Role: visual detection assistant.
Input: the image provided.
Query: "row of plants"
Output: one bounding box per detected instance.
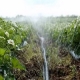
[58,18,80,55]
[43,17,80,56]
[0,17,31,80]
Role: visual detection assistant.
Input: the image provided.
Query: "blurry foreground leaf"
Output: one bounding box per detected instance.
[0,75,4,80]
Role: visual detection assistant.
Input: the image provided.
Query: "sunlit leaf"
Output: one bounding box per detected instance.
[0,48,6,56]
[0,75,4,80]
[0,29,4,36]
[14,35,22,44]
[11,57,26,70]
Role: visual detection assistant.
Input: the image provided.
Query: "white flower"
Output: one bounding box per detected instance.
[10,27,15,31]
[5,31,9,37]
[17,47,21,50]
[0,36,5,39]
[12,22,18,27]
[16,45,21,50]
[16,45,18,47]
[4,70,7,77]
[7,39,15,46]
[20,28,23,30]
[0,27,1,29]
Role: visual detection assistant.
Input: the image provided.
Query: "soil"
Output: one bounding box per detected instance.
[49,47,80,80]
[14,44,80,80]
[49,59,80,80]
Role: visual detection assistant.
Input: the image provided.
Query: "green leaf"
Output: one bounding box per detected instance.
[0,48,6,56]
[0,75,4,80]
[11,57,26,70]
[0,38,6,48]
[14,35,22,44]
[0,29,4,36]
[4,54,10,61]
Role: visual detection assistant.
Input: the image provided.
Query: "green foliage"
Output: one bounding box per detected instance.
[0,75,4,80]
[58,18,80,55]
[40,16,80,56]
[0,48,6,56]
[0,17,30,79]
[11,57,26,70]
[14,35,22,44]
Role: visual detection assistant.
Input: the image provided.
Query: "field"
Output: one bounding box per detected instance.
[0,16,80,80]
